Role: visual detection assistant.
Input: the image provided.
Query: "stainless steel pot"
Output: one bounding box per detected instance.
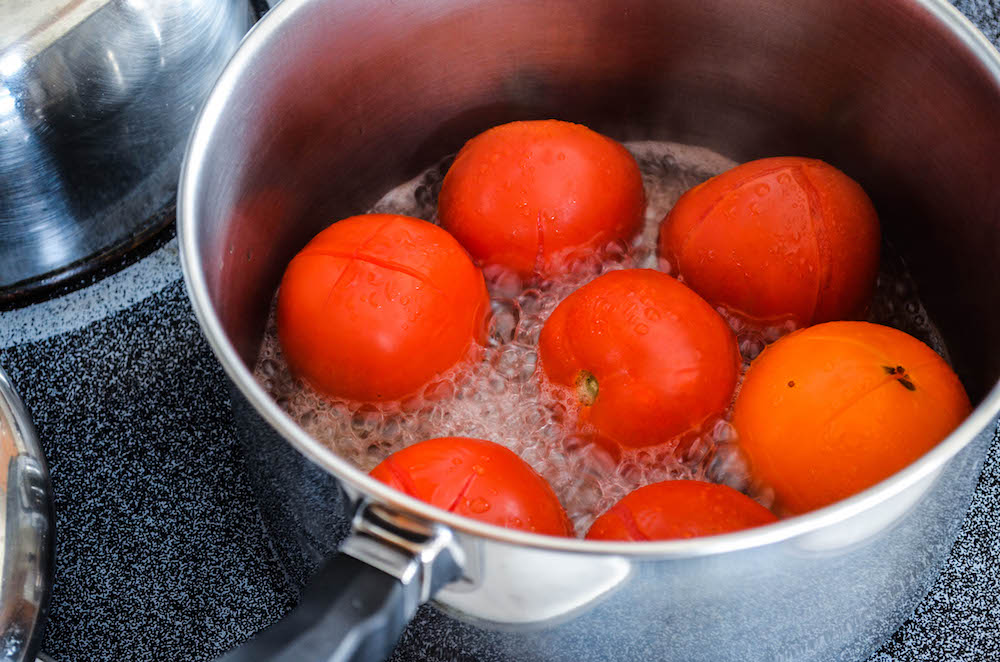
[178,0,1000,660]
[0,366,53,662]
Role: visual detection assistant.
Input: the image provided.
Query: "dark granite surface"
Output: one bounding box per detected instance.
[0,280,295,661]
[1,2,1000,660]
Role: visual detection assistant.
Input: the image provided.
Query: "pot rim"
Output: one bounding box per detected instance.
[178,0,1000,559]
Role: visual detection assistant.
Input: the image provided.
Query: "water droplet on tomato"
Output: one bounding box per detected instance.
[756,183,771,196]
[472,464,486,475]
[469,498,491,513]
[635,324,649,335]
[644,308,661,321]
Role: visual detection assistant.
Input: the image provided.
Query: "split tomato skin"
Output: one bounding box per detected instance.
[538,269,741,451]
[438,120,645,280]
[659,157,880,326]
[370,437,573,536]
[277,214,489,403]
[733,321,972,516]
[586,480,778,541]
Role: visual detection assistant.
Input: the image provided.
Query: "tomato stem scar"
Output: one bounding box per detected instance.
[576,370,599,406]
[882,365,916,390]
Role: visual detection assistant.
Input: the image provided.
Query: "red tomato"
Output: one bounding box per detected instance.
[538,269,740,451]
[277,214,489,402]
[659,157,880,326]
[733,321,971,515]
[438,120,645,280]
[586,480,778,541]
[370,437,573,536]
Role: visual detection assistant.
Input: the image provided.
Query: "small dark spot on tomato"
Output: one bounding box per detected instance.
[787,380,795,388]
[898,378,916,391]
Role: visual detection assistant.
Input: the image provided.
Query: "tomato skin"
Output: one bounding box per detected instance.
[370,437,573,536]
[538,269,740,451]
[438,120,645,280]
[659,157,880,326]
[733,321,972,516]
[586,480,777,541]
[277,214,489,402]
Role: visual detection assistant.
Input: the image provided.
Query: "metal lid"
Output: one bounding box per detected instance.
[0,367,53,662]
[0,0,254,306]
[0,1,113,59]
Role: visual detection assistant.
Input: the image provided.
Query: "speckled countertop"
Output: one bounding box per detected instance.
[2,2,1000,660]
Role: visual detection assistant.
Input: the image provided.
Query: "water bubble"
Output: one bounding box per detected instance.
[514,321,542,348]
[739,337,766,361]
[484,265,523,299]
[712,420,738,444]
[604,240,630,262]
[520,289,544,315]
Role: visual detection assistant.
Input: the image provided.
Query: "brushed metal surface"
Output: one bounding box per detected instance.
[179,0,1000,659]
[0,0,253,304]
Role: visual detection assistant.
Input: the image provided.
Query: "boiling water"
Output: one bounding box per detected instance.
[253,140,948,535]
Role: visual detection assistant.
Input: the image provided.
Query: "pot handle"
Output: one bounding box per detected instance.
[216,502,464,662]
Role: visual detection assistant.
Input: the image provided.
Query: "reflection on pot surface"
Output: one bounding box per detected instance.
[0,366,53,662]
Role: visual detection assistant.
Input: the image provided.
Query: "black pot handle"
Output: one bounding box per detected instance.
[216,502,464,662]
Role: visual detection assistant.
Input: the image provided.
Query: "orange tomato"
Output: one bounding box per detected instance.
[586,480,777,541]
[733,321,971,515]
[538,269,740,451]
[277,214,489,402]
[370,437,573,536]
[659,157,880,326]
[438,120,645,280]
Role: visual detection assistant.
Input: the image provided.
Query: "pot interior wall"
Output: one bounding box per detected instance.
[194,0,1000,402]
